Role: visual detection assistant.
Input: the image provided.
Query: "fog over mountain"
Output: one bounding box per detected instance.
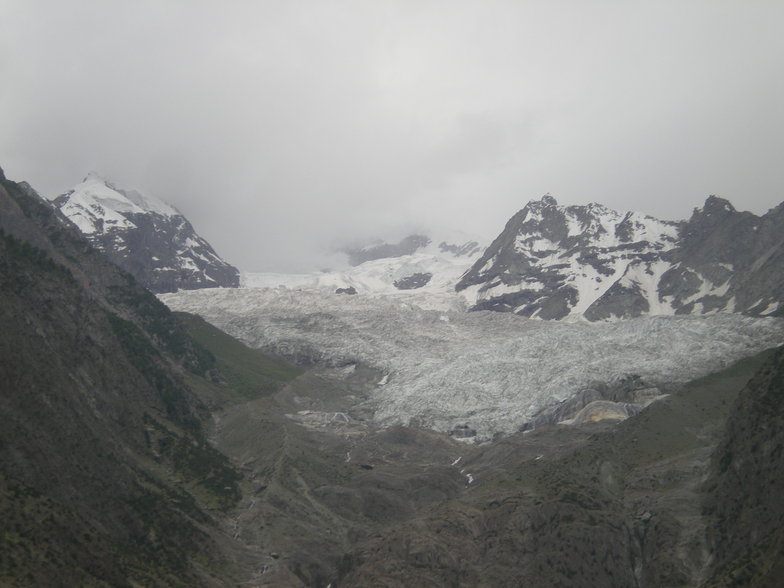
[1,1,782,271]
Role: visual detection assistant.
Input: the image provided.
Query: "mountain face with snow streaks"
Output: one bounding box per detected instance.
[456,194,784,321]
[52,173,239,293]
[661,196,784,318]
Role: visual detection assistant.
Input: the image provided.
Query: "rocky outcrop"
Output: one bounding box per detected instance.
[438,240,482,257]
[51,173,240,293]
[457,194,784,321]
[393,272,433,290]
[704,346,784,586]
[0,169,245,585]
[522,375,665,429]
[344,234,431,266]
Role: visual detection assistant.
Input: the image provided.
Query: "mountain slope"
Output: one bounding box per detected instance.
[704,346,784,586]
[661,196,784,318]
[51,173,239,293]
[6,161,784,585]
[456,195,784,321]
[0,166,250,585]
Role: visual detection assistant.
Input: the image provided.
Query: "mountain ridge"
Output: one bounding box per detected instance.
[0,166,306,585]
[456,194,783,320]
[3,162,784,585]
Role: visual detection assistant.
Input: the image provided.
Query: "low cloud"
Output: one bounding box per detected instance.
[1,0,782,271]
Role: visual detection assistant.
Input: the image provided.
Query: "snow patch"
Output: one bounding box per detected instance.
[53,174,178,235]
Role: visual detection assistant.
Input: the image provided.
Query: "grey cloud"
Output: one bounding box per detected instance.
[1,0,782,271]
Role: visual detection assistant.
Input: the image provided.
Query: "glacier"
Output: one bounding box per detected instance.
[242,237,484,312]
[161,287,784,441]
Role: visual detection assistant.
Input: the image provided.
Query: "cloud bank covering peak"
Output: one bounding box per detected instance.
[1,0,782,271]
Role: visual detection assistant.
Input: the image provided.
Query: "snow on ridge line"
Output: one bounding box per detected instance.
[53,173,178,224]
[160,287,784,441]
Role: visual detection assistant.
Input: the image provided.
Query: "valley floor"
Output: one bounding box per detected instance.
[197,333,779,586]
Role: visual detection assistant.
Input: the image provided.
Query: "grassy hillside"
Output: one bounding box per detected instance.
[174,311,302,406]
[0,173,250,586]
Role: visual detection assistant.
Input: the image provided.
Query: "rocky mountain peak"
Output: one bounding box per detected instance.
[82,170,104,183]
[51,175,239,293]
[457,193,783,321]
[57,174,178,226]
[686,195,738,231]
[456,196,682,319]
[701,194,736,214]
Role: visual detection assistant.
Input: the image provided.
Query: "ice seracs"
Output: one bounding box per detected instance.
[160,286,784,441]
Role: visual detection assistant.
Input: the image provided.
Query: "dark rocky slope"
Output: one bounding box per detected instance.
[663,197,784,317]
[0,167,284,586]
[704,346,784,586]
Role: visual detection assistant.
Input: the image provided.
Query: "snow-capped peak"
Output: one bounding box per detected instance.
[455,196,685,320]
[80,173,177,216]
[52,174,178,235]
[50,173,240,292]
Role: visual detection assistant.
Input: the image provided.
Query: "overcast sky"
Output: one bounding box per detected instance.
[1,0,783,271]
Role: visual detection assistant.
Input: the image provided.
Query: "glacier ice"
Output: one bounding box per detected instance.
[161,287,784,440]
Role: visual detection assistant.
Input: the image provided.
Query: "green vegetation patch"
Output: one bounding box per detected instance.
[108,280,217,376]
[107,312,201,431]
[144,415,242,511]
[0,230,73,297]
[175,311,302,401]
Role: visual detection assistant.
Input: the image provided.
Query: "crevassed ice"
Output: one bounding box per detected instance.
[160,288,784,440]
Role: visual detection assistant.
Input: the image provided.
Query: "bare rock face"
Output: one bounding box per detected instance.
[438,240,482,257]
[705,346,784,586]
[393,272,433,290]
[51,173,240,293]
[344,234,431,266]
[457,194,784,321]
[664,197,784,317]
[0,170,245,585]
